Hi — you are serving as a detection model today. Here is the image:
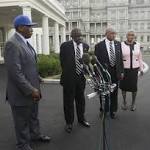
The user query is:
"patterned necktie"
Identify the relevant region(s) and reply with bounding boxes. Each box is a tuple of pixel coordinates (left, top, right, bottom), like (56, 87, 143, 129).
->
(27, 41, 37, 61)
(109, 41, 116, 67)
(76, 46, 82, 75)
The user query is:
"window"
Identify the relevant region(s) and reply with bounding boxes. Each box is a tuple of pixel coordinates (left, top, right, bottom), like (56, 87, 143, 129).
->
(96, 23, 101, 32)
(72, 22, 78, 29)
(141, 36, 144, 42)
(134, 23, 138, 30)
(66, 22, 69, 31)
(66, 12, 71, 19)
(96, 35, 101, 42)
(148, 23, 150, 30)
(73, 11, 78, 19)
(136, 0, 144, 4)
(90, 23, 95, 32)
(140, 23, 145, 30)
(119, 9, 125, 19)
(147, 36, 150, 42)
(110, 10, 116, 19)
(90, 35, 95, 44)
(66, 35, 70, 41)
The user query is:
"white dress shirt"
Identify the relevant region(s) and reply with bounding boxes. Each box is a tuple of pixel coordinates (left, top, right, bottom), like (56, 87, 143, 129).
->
(105, 38, 116, 60)
(73, 40, 83, 57)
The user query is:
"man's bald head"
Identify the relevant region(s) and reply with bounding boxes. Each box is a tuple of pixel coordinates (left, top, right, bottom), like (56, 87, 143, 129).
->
(105, 28, 117, 41)
(71, 28, 83, 45)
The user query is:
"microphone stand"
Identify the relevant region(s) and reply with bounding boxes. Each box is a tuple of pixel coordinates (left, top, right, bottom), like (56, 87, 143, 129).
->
(81, 55, 116, 150)
(99, 67, 116, 150)
(91, 58, 116, 150)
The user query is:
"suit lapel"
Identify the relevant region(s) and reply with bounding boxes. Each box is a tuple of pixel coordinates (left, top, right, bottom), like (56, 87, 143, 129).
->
(15, 34, 37, 62)
(114, 41, 119, 58)
(70, 40, 75, 57)
(102, 40, 110, 63)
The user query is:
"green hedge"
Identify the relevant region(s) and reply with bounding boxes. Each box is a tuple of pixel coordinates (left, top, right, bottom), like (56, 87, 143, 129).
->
(37, 53, 61, 78)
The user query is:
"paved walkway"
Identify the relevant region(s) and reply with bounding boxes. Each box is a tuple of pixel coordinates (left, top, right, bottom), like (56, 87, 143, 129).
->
(0, 56, 150, 150)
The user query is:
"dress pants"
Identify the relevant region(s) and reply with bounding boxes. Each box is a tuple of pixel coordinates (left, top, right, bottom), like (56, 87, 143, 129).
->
(63, 74, 86, 124)
(11, 103, 40, 149)
(100, 66, 118, 113)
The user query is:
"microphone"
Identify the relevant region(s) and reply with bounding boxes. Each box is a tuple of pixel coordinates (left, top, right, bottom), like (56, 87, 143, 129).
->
(91, 55, 106, 72)
(82, 53, 91, 66)
(90, 55, 104, 79)
(80, 53, 95, 76)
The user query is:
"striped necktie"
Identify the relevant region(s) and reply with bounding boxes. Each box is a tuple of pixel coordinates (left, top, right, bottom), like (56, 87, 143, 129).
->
(76, 46, 82, 75)
(109, 41, 116, 67)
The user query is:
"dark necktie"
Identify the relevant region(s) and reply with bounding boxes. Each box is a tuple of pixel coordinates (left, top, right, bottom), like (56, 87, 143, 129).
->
(27, 42, 37, 61)
(76, 46, 82, 75)
(109, 41, 116, 67)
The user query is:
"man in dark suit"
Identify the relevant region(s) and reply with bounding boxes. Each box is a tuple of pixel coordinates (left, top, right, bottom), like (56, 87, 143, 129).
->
(4, 15, 50, 150)
(60, 28, 90, 133)
(95, 28, 124, 119)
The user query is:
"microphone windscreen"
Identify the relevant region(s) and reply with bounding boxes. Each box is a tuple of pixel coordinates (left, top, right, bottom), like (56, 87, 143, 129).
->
(82, 53, 90, 65)
(91, 55, 97, 66)
(88, 51, 95, 56)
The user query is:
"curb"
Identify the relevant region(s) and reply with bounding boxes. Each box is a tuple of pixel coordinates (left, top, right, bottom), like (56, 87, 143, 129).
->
(43, 61, 149, 84)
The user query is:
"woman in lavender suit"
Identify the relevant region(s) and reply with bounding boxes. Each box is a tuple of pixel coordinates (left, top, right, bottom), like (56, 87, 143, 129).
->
(120, 31, 143, 111)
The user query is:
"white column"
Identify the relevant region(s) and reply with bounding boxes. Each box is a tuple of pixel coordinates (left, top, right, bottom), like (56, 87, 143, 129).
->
(37, 34, 42, 54)
(61, 25, 66, 43)
(22, 6, 32, 20)
(32, 32, 37, 52)
(8, 28, 15, 39)
(22, 6, 32, 44)
(54, 22, 59, 53)
(42, 15, 49, 55)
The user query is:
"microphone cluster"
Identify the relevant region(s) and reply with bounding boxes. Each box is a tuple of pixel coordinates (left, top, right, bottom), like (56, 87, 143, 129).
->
(80, 53, 116, 99)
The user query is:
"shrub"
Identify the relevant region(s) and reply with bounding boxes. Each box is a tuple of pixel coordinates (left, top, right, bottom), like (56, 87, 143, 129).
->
(37, 53, 61, 78)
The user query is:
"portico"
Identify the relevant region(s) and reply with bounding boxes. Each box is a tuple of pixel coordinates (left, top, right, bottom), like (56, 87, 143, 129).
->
(0, 0, 67, 63)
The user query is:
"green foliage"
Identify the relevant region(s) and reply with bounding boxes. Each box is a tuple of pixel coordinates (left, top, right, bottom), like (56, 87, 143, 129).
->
(37, 53, 61, 78)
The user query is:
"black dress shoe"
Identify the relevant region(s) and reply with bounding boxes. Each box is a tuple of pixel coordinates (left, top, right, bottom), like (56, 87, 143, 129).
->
(65, 124, 73, 133)
(78, 120, 90, 128)
(110, 112, 117, 119)
(32, 135, 51, 142)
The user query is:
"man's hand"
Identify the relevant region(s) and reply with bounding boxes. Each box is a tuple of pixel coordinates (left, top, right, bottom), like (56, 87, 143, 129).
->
(31, 88, 41, 101)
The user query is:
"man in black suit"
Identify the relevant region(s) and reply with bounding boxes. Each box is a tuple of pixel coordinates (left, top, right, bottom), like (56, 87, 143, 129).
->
(60, 28, 90, 133)
(95, 28, 124, 119)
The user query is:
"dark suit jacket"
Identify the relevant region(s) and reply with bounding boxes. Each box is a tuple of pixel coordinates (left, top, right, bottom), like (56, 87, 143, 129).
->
(94, 40, 124, 80)
(4, 33, 40, 106)
(60, 40, 89, 88)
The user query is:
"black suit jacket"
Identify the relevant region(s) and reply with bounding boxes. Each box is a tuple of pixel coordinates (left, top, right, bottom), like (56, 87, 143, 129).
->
(94, 40, 124, 80)
(60, 40, 89, 88)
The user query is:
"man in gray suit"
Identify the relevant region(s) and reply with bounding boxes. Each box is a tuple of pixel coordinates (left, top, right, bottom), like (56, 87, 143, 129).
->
(4, 15, 51, 150)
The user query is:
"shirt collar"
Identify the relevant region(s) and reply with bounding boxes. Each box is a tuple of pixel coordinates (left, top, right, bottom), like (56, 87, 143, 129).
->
(73, 40, 82, 47)
(16, 32, 27, 45)
(105, 38, 114, 44)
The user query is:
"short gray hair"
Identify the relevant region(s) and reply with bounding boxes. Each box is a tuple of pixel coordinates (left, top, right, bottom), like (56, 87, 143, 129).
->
(105, 28, 116, 35)
(126, 30, 136, 36)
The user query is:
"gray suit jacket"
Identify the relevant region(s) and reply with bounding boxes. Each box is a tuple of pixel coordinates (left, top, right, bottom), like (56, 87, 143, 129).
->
(4, 33, 40, 106)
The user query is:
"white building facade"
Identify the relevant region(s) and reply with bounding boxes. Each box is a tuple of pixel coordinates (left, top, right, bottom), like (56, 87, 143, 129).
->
(58, 0, 150, 51)
(0, 0, 67, 63)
